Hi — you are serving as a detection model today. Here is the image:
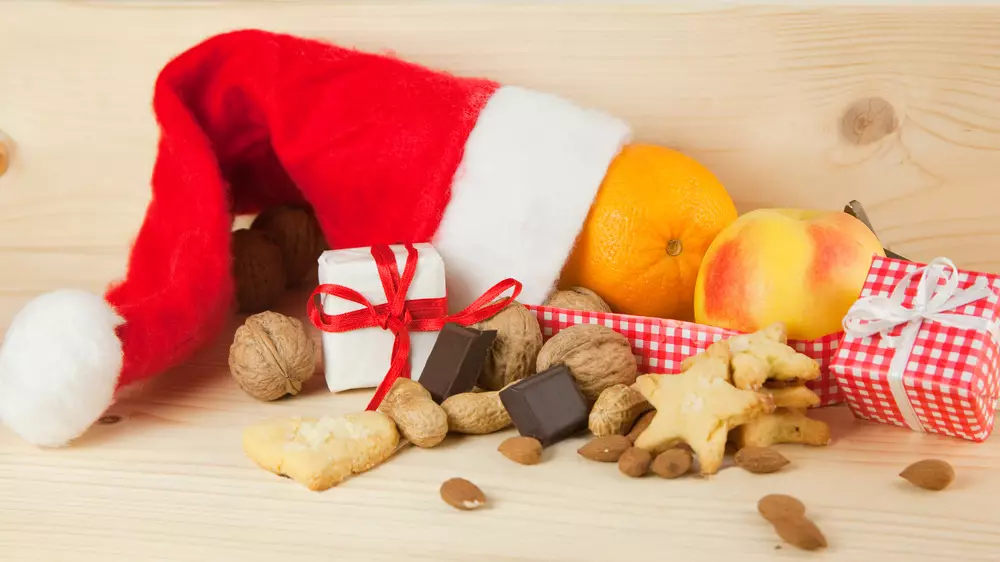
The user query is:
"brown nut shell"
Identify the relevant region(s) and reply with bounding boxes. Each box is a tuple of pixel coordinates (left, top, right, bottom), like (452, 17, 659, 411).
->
(378, 378, 448, 448)
(251, 205, 328, 288)
(899, 459, 955, 491)
(441, 390, 512, 434)
(231, 229, 286, 313)
(498, 436, 543, 465)
(472, 301, 543, 391)
(734, 447, 790, 474)
(627, 410, 657, 443)
(536, 324, 638, 402)
(618, 447, 652, 477)
(757, 494, 806, 521)
(543, 287, 613, 313)
(577, 435, 631, 462)
(228, 311, 315, 401)
(589, 384, 652, 437)
(650, 448, 693, 479)
(440, 478, 487, 511)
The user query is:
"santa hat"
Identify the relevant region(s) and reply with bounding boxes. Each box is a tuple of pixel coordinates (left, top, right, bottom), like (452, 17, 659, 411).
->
(0, 29, 631, 447)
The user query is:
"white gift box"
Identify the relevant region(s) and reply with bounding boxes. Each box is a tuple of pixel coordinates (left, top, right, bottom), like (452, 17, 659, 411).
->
(317, 243, 446, 393)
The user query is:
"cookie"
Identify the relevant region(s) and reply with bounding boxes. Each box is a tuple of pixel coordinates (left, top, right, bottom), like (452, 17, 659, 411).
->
(681, 323, 820, 391)
(730, 407, 831, 449)
(760, 385, 821, 410)
(242, 411, 399, 491)
(632, 356, 774, 475)
(680, 338, 732, 372)
(727, 324, 820, 390)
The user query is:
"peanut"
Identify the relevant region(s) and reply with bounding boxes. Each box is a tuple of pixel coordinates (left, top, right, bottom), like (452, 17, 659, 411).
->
(441, 390, 511, 434)
(377, 378, 448, 448)
(589, 384, 652, 437)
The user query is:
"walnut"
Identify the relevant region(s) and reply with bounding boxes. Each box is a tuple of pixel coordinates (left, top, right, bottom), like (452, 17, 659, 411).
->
(231, 229, 286, 313)
(543, 287, 612, 313)
(471, 301, 543, 391)
(229, 311, 316, 401)
(536, 324, 637, 402)
(251, 205, 328, 288)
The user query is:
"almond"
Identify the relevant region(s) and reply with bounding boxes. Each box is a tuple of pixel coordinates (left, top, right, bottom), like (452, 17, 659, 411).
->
(757, 494, 826, 551)
(617, 447, 652, 477)
(757, 494, 805, 521)
(735, 446, 790, 474)
(650, 447, 693, 479)
(899, 458, 955, 491)
(498, 436, 543, 465)
(578, 435, 631, 462)
(771, 515, 827, 551)
(440, 478, 487, 511)
(626, 410, 656, 443)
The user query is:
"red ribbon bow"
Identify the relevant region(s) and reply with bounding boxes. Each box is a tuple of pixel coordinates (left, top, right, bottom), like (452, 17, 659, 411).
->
(307, 243, 521, 411)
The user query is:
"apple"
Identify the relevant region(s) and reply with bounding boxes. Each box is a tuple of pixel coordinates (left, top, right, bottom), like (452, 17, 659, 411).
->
(693, 208, 886, 340)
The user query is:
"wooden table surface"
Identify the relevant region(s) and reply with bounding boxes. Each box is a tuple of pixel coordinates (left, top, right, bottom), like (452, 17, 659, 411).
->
(1, 292, 998, 562)
(4, 3, 1000, 560)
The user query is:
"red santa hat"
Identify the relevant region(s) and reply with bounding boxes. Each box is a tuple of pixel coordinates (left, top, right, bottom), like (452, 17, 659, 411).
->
(0, 29, 631, 447)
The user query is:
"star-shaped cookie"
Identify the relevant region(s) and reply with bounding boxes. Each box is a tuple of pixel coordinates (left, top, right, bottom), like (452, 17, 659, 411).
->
(730, 407, 831, 449)
(681, 323, 820, 391)
(633, 356, 774, 475)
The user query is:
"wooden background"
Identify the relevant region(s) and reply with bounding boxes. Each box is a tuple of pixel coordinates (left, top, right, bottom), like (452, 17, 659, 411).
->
(3, 2, 1000, 561)
(3, 1, 1000, 327)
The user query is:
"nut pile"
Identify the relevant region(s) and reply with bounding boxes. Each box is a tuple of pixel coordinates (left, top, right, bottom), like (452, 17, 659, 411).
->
(231, 204, 328, 313)
(227, 204, 328, 400)
(235, 283, 961, 553)
(571, 323, 829, 478)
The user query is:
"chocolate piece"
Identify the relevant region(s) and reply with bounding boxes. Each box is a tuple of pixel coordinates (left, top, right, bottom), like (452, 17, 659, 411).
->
(844, 200, 909, 261)
(499, 365, 589, 447)
(419, 323, 497, 403)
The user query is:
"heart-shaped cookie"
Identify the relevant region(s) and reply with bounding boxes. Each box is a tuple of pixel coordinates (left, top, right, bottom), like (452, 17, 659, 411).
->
(242, 410, 399, 491)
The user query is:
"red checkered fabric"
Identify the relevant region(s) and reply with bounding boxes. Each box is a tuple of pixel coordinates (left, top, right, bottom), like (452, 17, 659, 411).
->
(526, 305, 843, 407)
(829, 256, 1000, 441)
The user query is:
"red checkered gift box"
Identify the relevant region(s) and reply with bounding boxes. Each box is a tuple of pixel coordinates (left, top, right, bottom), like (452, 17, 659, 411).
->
(525, 305, 844, 407)
(830, 256, 1000, 441)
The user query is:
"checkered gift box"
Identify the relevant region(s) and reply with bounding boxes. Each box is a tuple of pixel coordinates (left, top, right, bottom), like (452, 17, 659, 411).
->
(526, 305, 843, 407)
(830, 256, 1000, 441)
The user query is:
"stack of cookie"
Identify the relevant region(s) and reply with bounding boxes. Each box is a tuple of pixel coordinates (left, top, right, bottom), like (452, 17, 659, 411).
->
(680, 323, 831, 450)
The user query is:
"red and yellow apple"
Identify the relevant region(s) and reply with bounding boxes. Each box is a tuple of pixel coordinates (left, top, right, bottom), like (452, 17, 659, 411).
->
(693, 209, 886, 340)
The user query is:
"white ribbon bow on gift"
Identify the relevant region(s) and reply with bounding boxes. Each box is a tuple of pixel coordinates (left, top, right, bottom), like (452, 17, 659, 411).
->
(842, 257, 1000, 432)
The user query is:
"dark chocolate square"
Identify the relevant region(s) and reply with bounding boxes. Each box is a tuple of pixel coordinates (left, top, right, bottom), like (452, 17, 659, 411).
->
(418, 322, 497, 403)
(498, 365, 589, 447)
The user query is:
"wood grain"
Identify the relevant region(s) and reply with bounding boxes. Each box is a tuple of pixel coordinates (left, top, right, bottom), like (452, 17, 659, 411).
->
(2, 2, 1000, 326)
(3, 2, 1000, 560)
(2, 288, 1000, 562)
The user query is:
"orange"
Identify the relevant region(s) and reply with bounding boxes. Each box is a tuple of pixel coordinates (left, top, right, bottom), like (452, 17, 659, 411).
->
(558, 144, 738, 321)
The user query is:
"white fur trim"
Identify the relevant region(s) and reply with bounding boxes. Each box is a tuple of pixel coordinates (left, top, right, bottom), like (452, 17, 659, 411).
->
(433, 85, 631, 310)
(0, 290, 124, 447)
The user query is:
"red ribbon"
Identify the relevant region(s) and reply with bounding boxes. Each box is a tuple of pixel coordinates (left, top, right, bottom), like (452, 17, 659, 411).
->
(307, 243, 521, 411)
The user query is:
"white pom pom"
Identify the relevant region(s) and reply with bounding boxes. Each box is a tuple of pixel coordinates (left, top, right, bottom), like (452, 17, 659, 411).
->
(0, 289, 124, 447)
